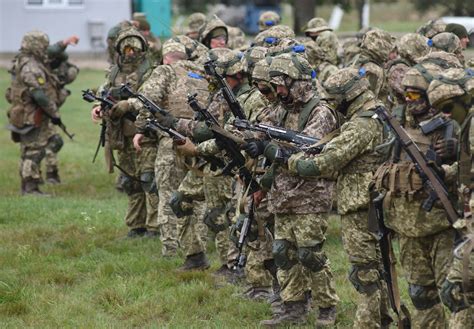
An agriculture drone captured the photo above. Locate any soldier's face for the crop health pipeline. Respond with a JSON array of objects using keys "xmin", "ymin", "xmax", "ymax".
[
  {"xmin": 275, "ymin": 84, "xmax": 289, "ymax": 98},
  {"xmin": 210, "ymin": 36, "xmax": 227, "ymax": 49}
]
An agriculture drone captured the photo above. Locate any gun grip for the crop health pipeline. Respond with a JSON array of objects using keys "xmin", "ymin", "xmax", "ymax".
[{"xmin": 422, "ymin": 195, "xmax": 435, "ymax": 212}]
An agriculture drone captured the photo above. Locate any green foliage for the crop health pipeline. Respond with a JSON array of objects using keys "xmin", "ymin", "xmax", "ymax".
[
  {"xmin": 0, "ymin": 68, "xmax": 411, "ymax": 327},
  {"xmin": 412, "ymin": 0, "xmax": 474, "ymax": 16}
]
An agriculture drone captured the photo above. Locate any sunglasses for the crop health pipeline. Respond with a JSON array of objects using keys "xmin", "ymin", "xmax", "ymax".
[{"xmin": 405, "ymin": 91, "xmax": 423, "ymax": 101}]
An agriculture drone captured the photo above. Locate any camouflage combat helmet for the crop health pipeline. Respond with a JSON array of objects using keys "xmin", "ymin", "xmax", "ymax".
[
  {"xmin": 252, "ymin": 57, "xmax": 273, "ymax": 82},
  {"xmin": 215, "ymin": 50, "xmax": 244, "ymax": 76},
  {"xmin": 269, "ymin": 52, "xmax": 314, "ymax": 81},
  {"xmin": 416, "ymin": 51, "xmax": 463, "ymax": 70},
  {"xmin": 115, "ymin": 27, "xmax": 148, "ymax": 54},
  {"xmin": 256, "ymin": 25, "xmax": 296, "ymax": 48},
  {"xmin": 199, "ymin": 16, "xmax": 228, "ymax": 48},
  {"xmin": 402, "ymin": 67, "xmax": 431, "ymax": 91},
  {"xmin": 323, "ymin": 67, "xmax": 370, "ymax": 102},
  {"xmin": 162, "ymin": 39, "xmax": 187, "ymax": 58},
  {"xmin": 416, "ymin": 19, "xmax": 446, "ymax": 39},
  {"xmin": 427, "ymin": 68, "xmax": 474, "ymax": 107},
  {"xmin": 397, "ymin": 33, "xmax": 430, "ymax": 63},
  {"xmin": 304, "ymin": 17, "xmax": 332, "ymax": 35},
  {"xmin": 172, "ymin": 35, "xmax": 208, "ymax": 61},
  {"xmin": 258, "ymin": 11, "xmax": 281, "ymax": 32},
  {"xmin": 360, "ymin": 29, "xmax": 394, "ymax": 64},
  {"xmin": 187, "ymin": 12, "xmax": 207, "ymax": 33},
  {"xmin": 21, "ymin": 30, "xmax": 49, "ymax": 58},
  {"xmin": 431, "ymin": 32, "xmax": 462, "ymax": 54},
  {"xmin": 227, "ymin": 26, "xmax": 247, "ymax": 50},
  {"xmin": 242, "ymin": 46, "xmax": 268, "ymax": 74}
]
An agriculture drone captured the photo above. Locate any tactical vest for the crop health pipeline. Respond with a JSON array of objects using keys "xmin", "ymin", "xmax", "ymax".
[
  {"xmin": 7, "ymin": 54, "xmax": 59, "ymax": 128},
  {"xmin": 168, "ymin": 62, "xmax": 209, "ymax": 119}
]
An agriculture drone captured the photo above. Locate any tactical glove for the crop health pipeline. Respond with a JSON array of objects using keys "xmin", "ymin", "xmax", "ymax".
[
  {"xmin": 109, "ymin": 100, "xmax": 130, "ymax": 120},
  {"xmin": 242, "ymin": 140, "xmax": 268, "ymax": 158},
  {"xmin": 155, "ymin": 112, "xmax": 176, "ymax": 129},
  {"xmin": 434, "ymin": 138, "xmax": 458, "ymax": 160}
]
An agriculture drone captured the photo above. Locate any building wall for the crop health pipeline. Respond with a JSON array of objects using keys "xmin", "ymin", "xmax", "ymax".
[{"xmin": 0, "ymin": 0, "xmax": 132, "ymax": 52}]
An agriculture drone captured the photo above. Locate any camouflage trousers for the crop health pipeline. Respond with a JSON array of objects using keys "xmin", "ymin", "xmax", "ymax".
[
  {"xmin": 175, "ymin": 170, "xmax": 207, "ymax": 257},
  {"xmin": 203, "ymin": 172, "xmax": 234, "ymax": 266},
  {"xmin": 340, "ymin": 210, "xmax": 391, "ymax": 329},
  {"xmin": 155, "ymin": 138, "xmax": 185, "ymax": 256},
  {"xmin": 399, "ymin": 229, "xmax": 456, "ymax": 329},
  {"xmin": 444, "ymin": 232, "xmax": 474, "ymax": 329},
  {"xmin": 19, "ymin": 120, "xmax": 50, "ymax": 182},
  {"xmin": 117, "ymin": 137, "xmax": 158, "ymax": 231},
  {"xmin": 274, "ymin": 212, "xmax": 339, "ymax": 307},
  {"xmin": 43, "ymin": 122, "xmax": 61, "ymax": 174}
]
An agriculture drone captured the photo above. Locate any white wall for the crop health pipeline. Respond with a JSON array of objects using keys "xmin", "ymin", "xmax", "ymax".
[{"xmin": 0, "ymin": 0, "xmax": 132, "ymax": 52}]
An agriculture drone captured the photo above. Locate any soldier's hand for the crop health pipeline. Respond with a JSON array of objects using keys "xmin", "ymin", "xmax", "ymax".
[
  {"xmin": 133, "ymin": 133, "xmax": 144, "ymax": 152},
  {"xmin": 63, "ymin": 35, "xmax": 79, "ymax": 46},
  {"xmin": 176, "ymin": 137, "xmax": 198, "ymax": 157},
  {"xmin": 51, "ymin": 117, "xmax": 62, "ymax": 126},
  {"xmin": 110, "ymin": 100, "xmax": 130, "ymax": 120},
  {"xmin": 253, "ymin": 190, "xmax": 266, "ymax": 207},
  {"xmin": 91, "ymin": 106, "xmax": 102, "ymax": 122},
  {"xmin": 434, "ymin": 138, "xmax": 458, "ymax": 159},
  {"xmin": 155, "ymin": 112, "xmax": 176, "ymax": 129},
  {"xmin": 242, "ymin": 140, "xmax": 267, "ymax": 158}
]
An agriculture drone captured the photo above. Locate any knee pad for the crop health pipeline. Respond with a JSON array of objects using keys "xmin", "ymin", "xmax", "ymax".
[
  {"xmin": 24, "ymin": 148, "xmax": 46, "ymax": 163},
  {"xmin": 348, "ymin": 263, "xmax": 380, "ymax": 295},
  {"xmin": 140, "ymin": 171, "xmax": 157, "ymax": 195},
  {"xmin": 297, "ymin": 245, "xmax": 327, "ymax": 273},
  {"xmin": 203, "ymin": 207, "xmax": 227, "ymax": 233},
  {"xmin": 47, "ymin": 134, "xmax": 64, "ymax": 153},
  {"xmin": 272, "ymin": 239, "xmax": 297, "ymax": 270},
  {"xmin": 169, "ymin": 191, "xmax": 193, "ymax": 218},
  {"xmin": 440, "ymin": 280, "xmax": 470, "ymax": 313},
  {"xmin": 408, "ymin": 283, "xmax": 441, "ymax": 310},
  {"xmin": 119, "ymin": 174, "xmax": 141, "ymax": 196}
]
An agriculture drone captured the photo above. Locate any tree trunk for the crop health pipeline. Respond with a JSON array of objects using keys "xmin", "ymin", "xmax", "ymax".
[
  {"xmin": 293, "ymin": 0, "xmax": 316, "ymax": 35},
  {"xmin": 356, "ymin": 0, "xmax": 365, "ymax": 30}
]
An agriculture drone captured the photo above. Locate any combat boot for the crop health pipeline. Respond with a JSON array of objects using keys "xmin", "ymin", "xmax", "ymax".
[
  {"xmin": 178, "ymin": 252, "xmax": 210, "ymax": 271},
  {"xmin": 316, "ymin": 306, "xmax": 337, "ymax": 327},
  {"xmin": 235, "ymin": 286, "xmax": 273, "ymax": 301},
  {"xmin": 260, "ymin": 300, "xmax": 308, "ymax": 327},
  {"xmin": 22, "ymin": 178, "xmax": 49, "ymax": 196},
  {"xmin": 46, "ymin": 169, "xmax": 61, "ymax": 184},
  {"xmin": 126, "ymin": 227, "xmax": 147, "ymax": 238}
]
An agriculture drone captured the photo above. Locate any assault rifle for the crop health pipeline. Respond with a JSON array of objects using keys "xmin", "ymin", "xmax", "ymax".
[
  {"xmin": 144, "ymin": 118, "xmax": 186, "ymax": 145},
  {"xmin": 234, "ymin": 197, "xmax": 255, "ymax": 269},
  {"xmin": 119, "ymin": 83, "xmax": 169, "ymax": 117},
  {"xmin": 374, "ymin": 106, "xmax": 460, "ymax": 224},
  {"xmin": 233, "ymin": 118, "xmax": 325, "ymax": 153},
  {"xmin": 82, "ymin": 89, "xmax": 115, "ymax": 163},
  {"xmin": 42, "ymin": 111, "xmax": 75, "ymax": 140},
  {"xmin": 187, "ymin": 93, "xmax": 260, "ymax": 194},
  {"xmin": 204, "ymin": 59, "xmax": 247, "ymax": 120},
  {"xmin": 369, "ymin": 188, "xmax": 411, "ymax": 329}
]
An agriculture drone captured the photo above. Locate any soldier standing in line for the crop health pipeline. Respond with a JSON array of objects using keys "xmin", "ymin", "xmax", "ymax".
[
  {"xmin": 287, "ymin": 68, "xmax": 393, "ymax": 328},
  {"xmin": 91, "ymin": 27, "xmax": 159, "ymax": 238},
  {"xmin": 5, "ymin": 31, "xmax": 62, "ymax": 195}
]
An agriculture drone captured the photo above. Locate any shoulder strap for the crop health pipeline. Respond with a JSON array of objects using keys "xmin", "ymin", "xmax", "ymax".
[{"xmin": 298, "ymin": 97, "xmax": 320, "ymax": 131}]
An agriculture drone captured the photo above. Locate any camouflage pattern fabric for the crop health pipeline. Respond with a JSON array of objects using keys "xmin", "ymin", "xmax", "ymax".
[
  {"xmin": 399, "ymin": 230, "xmax": 456, "ymax": 328},
  {"xmin": 258, "ymin": 11, "xmax": 281, "ymax": 32},
  {"xmin": 20, "ymin": 120, "xmax": 50, "ymax": 182},
  {"xmin": 275, "ymin": 213, "xmax": 339, "ymax": 307},
  {"xmin": 43, "ymin": 123, "xmax": 60, "ymax": 175},
  {"xmin": 341, "ymin": 211, "xmax": 391, "ymax": 328},
  {"xmin": 227, "ymin": 26, "xmax": 247, "ymax": 50}
]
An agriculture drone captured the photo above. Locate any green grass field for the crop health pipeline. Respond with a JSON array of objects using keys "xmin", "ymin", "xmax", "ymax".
[{"xmin": 0, "ymin": 68, "xmax": 411, "ymax": 328}]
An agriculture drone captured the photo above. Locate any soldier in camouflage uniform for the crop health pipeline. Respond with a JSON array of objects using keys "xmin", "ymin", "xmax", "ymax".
[
  {"xmin": 287, "ymin": 67, "xmax": 392, "ymax": 328},
  {"xmin": 199, "ymin": 16, "xmax": 228, "ymax": 49},
  {"xmin": 6, "ymin": 31, "xmax": 63, "ymax": 195},
  {"xmin": 91, "ymin": 27, "xmax": 159, "ymax": 237},
  {"xmin": 431, "ymin": 32, "xmax": 465, "ymax": 66},
  {"xmin": 186, "ymin": 12, "xmax": 207, "ymax": 40},
  {"xmin": 129, "ymin": 38, "xmax": 209, "ymax": 254},
  {"xmin": 227, "ymin": 26, "xmax": 247, "ymax": 51},
  {"xmin": 349, "ymin": 29, "xmax": 393, "ymax": 106},
  {"xmin": 105, "ymin": 21, "xmax": 134, "ymax": 65},
  {"xmin": 385, "ymin": 33, "xmax": 430, "ymax": 109},
  {"xmin": 134, "ymin": 18, "xmax": 162, "ymax": 64},
  {"xmin": 371, "ymin": 65, "xmax": 462, "ymax": 329},
  {"xmin": 254, "ymin": 25, "xmax": 296, "ymax": 49},
  {"xmin": 304, "ymin": 43, "xmax": 338, "ymax": 86},
  {"xmin": 243, "ymin": 52, "xmax": 340, "ymax": 327},
  {"xmin": 42, "ymin": 35, "xmax": 80, "ymax": 184},
  {"xmin": 416, "ymin": 19, "xmax": 446, "ymax": 39},
  {"xmin": 304, "ymin": 17, "xmax": 339, "ymax": 66},
  {"xmin": 258, "ymin": 11, "xmax": 281, "ymax": 32},
  {"xmin": 425, "ymin": 68, "xmax": 474, "ymax": 328}
]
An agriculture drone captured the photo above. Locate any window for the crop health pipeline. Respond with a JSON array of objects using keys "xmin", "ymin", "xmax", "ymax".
[{"xmin": 26, "ymin": 0, "xmax": 84, "ymax": 8}]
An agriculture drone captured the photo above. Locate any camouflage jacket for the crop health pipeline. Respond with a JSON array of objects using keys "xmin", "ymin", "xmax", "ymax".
[
  {"xmin": 301, "ymin": 91, "xmax": 387, "ymax": 215},
  {"xmin": 385, "ymin": 58, "xmax": 410, "ymax": 106},
  {"xmin": 266, "ymin": 93, "xmax": 339, "ymax": 215}
]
